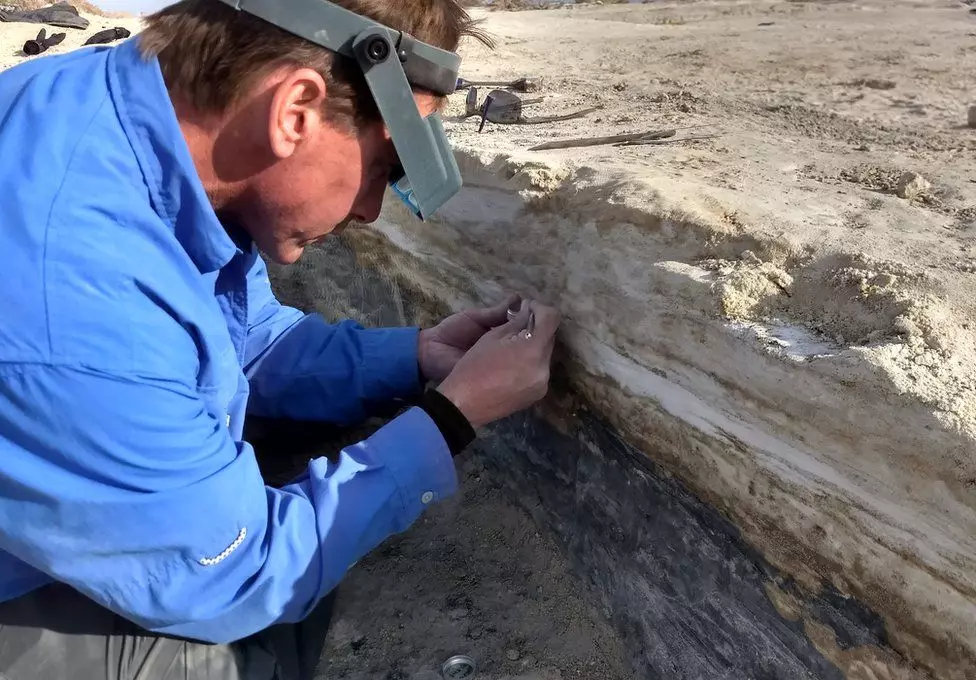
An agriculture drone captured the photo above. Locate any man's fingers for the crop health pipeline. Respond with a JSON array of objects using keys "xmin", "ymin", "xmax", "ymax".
[
  {"xmin": 527, "ymin": 301, "xmax": 560, "ymax": 340},
  {"xmin": 490, "ymin": 299, "xmax": 533, "ymax": 338},
  {"xmin": 466, "ymin": 293, "xmax": 521, "ymax": 328}
]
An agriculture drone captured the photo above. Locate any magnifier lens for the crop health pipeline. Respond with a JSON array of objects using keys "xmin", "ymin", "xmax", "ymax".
[{"xmin": 389, "ymin": 171, "xmax": 422, "ymax": 218}]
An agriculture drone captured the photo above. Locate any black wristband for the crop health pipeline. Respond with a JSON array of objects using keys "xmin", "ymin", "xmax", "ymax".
[{"xmin": 416, "ymin": 388, "xmax": 476, "ymax": 457}]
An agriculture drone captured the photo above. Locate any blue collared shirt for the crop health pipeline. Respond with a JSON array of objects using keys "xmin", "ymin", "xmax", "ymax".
[{"xmin": 0, "ymin": 37, "xmax": 458, "ymax": 643}]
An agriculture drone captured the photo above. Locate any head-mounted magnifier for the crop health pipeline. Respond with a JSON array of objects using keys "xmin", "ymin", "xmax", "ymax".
[{"xmin": 214, "ymin": 0, "xmax": 462, "ymax": 220}]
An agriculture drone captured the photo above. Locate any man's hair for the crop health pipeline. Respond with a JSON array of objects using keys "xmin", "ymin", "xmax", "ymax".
[{"xmin": 138, "ymin": 0, "xmax": 491, "ymax": 129}]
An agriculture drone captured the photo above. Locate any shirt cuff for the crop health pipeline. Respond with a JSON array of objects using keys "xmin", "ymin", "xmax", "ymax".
[
  {"xmin": 357, "ymin": 327, "xmax": 423, "ymax": 402},
  {"xmin": 369, "ymin": 406, "xmax": 459, "ymax": 517}
]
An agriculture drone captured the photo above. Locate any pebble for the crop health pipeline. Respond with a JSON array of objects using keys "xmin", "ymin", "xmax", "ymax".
[
  {"xmin": 506, "ymin": 649, "xmax": 521, "ymax": 661},
  {"xmin": 740, "ymin": 249, "xmax": 762, "ymax": 265},
  {"xmin": 895, "ymin": 172, "xmax": 931, "ymax": 200}
]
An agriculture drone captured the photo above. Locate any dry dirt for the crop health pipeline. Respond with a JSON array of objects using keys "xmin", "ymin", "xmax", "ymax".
[
  {"xmin": 320, "ymin": 452, "xmax": 629, "ymax": 680},
  {"xmin": 355, "ymin": 1, "xmax": 976, "ymax": 678}
]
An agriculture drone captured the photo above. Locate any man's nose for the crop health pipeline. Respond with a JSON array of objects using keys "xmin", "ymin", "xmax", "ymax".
[{"xmin": 350, "ymin": 179, "xmax": 387, "ymax": 224}]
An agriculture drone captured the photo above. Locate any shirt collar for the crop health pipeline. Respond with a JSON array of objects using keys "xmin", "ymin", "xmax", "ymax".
[{"xmin": 106, "ymin": 37, "xmax": 240, "ymax": 274}]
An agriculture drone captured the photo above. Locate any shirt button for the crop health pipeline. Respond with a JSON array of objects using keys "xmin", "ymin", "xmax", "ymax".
[{"xmin": 421, "ymin": 491, "xmax": 434, "ymax": 505}]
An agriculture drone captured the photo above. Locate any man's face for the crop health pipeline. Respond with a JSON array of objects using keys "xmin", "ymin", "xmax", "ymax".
[{"xmin": 224, "ymin": 67, "xmax": 439, "ymax": 264}]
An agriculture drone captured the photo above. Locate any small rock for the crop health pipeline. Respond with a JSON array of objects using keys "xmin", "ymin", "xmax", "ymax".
[
  {"xmin": 895, "ymin": 172, "xmax": 931, "ymax": 200},
  {"xmin": 506, "ymin": 649, "xmax": 521, "ymax": 661},
  {"xmin": 872, "ymin": 272, "xmax": 895, "ymax": 287},
  {"xmin": 740, "ymin": 249, "xmax": 762, "ymax": 265},
  {"xmin": 861, "ymin": 78, "xmax": 896, "ymax": 90},
  {"xmin": 969, "ymin": 105, "xmax": 976, "ymax": 129}
]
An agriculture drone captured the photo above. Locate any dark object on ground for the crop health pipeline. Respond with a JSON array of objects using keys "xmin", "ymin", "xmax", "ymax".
[
  {"xmin": 475, "ymin": 88, "xmax": 602, "ymax": 130},
  {"xmin": 83, "ymin": 25, "xmax": 131, "ymax": 45},
  {"xmin": 465, "ymin": 86, "xmax": 543, "ymax": 119},
  {"xmin": 456, "ymin": 76, "xmax": 538, "ymax": 93},
  {"xmin": 22, "ymin": 27, "xmax": 65, "ymax": 55},
  {"xmin": 529, "ymin": 128, "xmax": 678, "ymax": 151},
  {"xmin": 0, "ymin": 2, "xmax": 89, "ymax": 29}
]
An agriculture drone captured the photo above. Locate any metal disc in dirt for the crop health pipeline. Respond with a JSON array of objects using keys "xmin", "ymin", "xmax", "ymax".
[{"xmin": 441, "ymin": 654, "xmax": 477, "ymax": 679}]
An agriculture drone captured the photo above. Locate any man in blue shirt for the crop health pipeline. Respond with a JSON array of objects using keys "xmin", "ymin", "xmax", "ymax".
[{"xmin": 0, "ymin": 0, "xmax": 560, "ymax": 678}]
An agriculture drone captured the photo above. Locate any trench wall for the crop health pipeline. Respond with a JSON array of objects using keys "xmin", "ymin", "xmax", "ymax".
[{"xmin": 266, "ymin": 154, "xmax": 976, "ymax": 679}]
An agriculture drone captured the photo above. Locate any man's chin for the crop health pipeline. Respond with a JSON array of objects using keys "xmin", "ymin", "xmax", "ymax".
[{"xmin": 264, "ymin": 242, "xmax": 306, "ymax": 265}]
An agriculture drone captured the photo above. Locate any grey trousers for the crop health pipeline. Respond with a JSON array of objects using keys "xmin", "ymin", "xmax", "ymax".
[
  {"xmin": 0, "ymin": 582, "xmax": 337, "ymax": 680},
  {"xmin": 0, "ymin": 416, "xmax": 371, "ymax": 680}
]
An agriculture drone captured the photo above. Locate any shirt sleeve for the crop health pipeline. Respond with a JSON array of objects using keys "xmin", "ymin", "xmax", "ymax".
[
  {"xmin": 0, "ymin": 361, "xmax": 458, "ymax": 644},
  {"xmin": 242, "ymin": 254, "xmax": 423, "ymax": 424}
]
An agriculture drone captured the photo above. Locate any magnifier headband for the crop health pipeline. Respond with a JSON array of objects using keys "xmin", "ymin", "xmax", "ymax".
[{"xmin": 214, "ymin": 0, "xmax": 463, "ymax": 220}]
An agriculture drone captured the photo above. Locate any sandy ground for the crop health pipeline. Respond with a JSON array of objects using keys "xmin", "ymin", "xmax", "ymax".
[
  {"xmin": 446, "ymin": 0, "xmax": 976, "ymax": 373},
  {"xmin": 350, "ymin": 2, "xmax": 976, "ymax": 678},
  {"xmin": 320, "ymin": 452, "xmax": 628, "ymax": 680}
]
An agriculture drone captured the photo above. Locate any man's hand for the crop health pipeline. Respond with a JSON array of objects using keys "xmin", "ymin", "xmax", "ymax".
[
  {"xmin": 418, "ymin": 294, "xmax": 521, "ymax": 382},
  {"xmin": 436, "ymin": 300, "xmax": 560, "ymax": 429}
]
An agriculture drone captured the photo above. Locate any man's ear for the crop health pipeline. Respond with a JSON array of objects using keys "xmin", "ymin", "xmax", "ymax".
[{"xmin": 267, "ymin": 67, "xmax": 328, "ymax": 160}]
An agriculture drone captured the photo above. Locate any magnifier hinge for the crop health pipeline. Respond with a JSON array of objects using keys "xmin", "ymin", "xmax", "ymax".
[{"xmin": 362, "ymin": 35, "xmax": 391, "ymax": 63}]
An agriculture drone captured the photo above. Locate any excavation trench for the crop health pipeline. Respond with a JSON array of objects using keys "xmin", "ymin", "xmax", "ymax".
[{"xmin": 268, "ymin": 151, "xmax": 976, "ymax": 680}]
